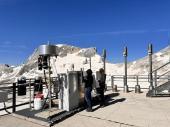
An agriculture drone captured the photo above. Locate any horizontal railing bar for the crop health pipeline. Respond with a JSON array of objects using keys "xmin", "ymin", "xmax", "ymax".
[
  {"xmin": 152, "ymin": 61, "xmax": 170, "ymax": 73},
  {"xmin": 157, "ymin": 71, "xmax": 170, "ymax": 79}
]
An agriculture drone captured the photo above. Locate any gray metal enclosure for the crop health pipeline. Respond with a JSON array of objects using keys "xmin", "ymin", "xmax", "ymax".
[{"xmin": 58, "ymin": 71, "xmax": 84, "ymax": 111}]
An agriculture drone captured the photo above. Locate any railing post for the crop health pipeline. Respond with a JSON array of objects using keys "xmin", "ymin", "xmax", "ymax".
[
  {"xmin": 111, "ymin": 76, "xmax": 114, "ymax": 88},
  {"xmin": 111, "ymin": 76, "xmax": 117, "ymax": 92},
  {"xmin": 154, "ymin": 71, "xmax": 157, "ymax": 88},
  {"xmin": 135, "ymin": 76, "xmax": 141, "ymax": 93},
  {"xmin": 136, "ymin": 76, "xmax": 139, "ymax": 85},
  {"xmin": 154, "ymin": 71, "xmax": 157, "ymax": 95},
  {"xmin": 168, "ymin": 75, "xmax": 170, "ymax": 82},
  {"xmin": 12, "ymin": 83, "xmax": 16, "ymax": 113}
]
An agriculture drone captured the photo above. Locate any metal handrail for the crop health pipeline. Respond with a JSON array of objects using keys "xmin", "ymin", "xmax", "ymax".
[
  {"xmin": 157, "ymin": 71, "xmax": 170, "ymax": 79},
  {"xmin": 111, "ymin": 75, "xmax": 165, "ymax": 80},
  {"xmin": 152, "ymin": 61, "xmax": 170, "ymax": 73}
]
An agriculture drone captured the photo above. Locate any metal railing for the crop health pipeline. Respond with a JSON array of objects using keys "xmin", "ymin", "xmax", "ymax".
[
  {"xmin": 108, "ymin": 74, "xmax": 170, "ymax": 91},
  {"xmin": 0, "ymin": 77, "xmax": 59, "ymax": 114},
  {"xmin": 152, "ymin": 61, "xmax": 170, "ymax": 89},
  {"xmin": 108, "ymin": 75, "xmax": 149, "ymax": 90}
]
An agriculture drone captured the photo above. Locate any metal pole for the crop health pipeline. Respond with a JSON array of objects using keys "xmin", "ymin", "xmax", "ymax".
[
  {"xmin": 48, "ymin": 56, "xmax": 52, "ymax": 109},
  {"xmin": 124, "ymin": 55, "xmax": 127, "ymax": 86},
  {"xmin": 136, "ymin": 76, "xmax": 139, "ymax": 85},
  {"xmin": 111, "ymin": 76, "xmax": 114, "ymax": 89},
  {"xmin": 135, "ymin": 75, "xmax": 141, "ymax": 93},
  {"xmin": 29, "ymin": 79, "xmax": 31, "ymax": 109},
  {"xmin": 154, "ymin": 71, "xmax": 157, "ymax": 95},
  {"xmin": 123, "ymin": 46, "xmax": 128, "ymax": 92},
  {"xmin": 89, "ymin": 57, "xmax": 91, "ymax": 69},
  {"xmin": 12, "ymin": 83, "xmax": 16, "ymax": 113},
  {"xmin": 154, "ymin": 71, "xmax": 157, "ymax": 88},
  {"xmin": 111, "ymin": 76, "xmax": 117, "ymax": 92},
  {"xmin": 103, "ymin": 49, "xmax": 106, "ymax": 73},
  {"xmin": 148, "ymin": 43, "xmax": 154, "ymax": 90}
]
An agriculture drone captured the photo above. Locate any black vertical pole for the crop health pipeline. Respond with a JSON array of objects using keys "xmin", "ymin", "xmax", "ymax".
[
  {"xmin": 12, "ymin": 83, "xmax": 16, "ymax": 113},
  {"xmin": 123, "ymin": 46, "xmax": 128, "ymax": 92},
  {"xmin": 103, "ymin": 49, "xmax": 106, "ymax": 74},
  {"xmin": 48, "ymin": 56, "xmax": 52, "ymax": 109},
  {"xmin": 102, "ymin": 49, "xmax": 107, "ymax": 90},
  {"xmin": 148, "ymin": 43, "xmax": 153, "ymax": 90},
  {"xmin": 124, "ymin": 55, "xmax": 127, "ymax": 86}
]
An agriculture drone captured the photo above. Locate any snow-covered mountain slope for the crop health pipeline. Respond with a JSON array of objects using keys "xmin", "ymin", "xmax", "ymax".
[{"xmin": 0, "ymin": 44, "xmax": 169, "ymax": 84}]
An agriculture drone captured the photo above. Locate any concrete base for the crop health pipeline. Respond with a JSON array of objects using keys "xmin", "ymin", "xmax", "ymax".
[{"xmin": 12, "ymin": 108, "xmax": 65, "ymax": 127}]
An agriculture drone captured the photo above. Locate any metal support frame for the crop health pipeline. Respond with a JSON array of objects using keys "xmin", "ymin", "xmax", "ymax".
[
  {"xmin": 12, "ymin": 83, "xmax": 16, "ymax": 113},
  {"xmin": 48, "ymin": 56, "xmax": 52, "ymax": 109}
]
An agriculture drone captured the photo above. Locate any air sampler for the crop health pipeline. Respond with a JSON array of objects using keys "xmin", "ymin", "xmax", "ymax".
[
  {"xmin": 36, "ymin": 44, "xmax": 97, "ymax": 111},
  {"xmin": 14, "ymin": 44, "xmax": 99, "ymax": 112}
]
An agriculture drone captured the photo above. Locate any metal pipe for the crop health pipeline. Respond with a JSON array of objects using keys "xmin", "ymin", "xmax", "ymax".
[
  {"xmin": 135, "ymin": 76, "xmax": 141, "ymax": 93},
  {"xmin": 123, "ymin": 46, "xmax": 128, "ymax": 92},
  {"xmin": 148, "ymin": 43, "xmax": 154, "ymax": 90},
  {"xmin": 103, "ymin": 49, "xmax": 106, "ymax": 73},
  {"xmin": 154, "ymin": 71, "xmax": 157, "ymax": 88},
  {"xmin": 89, "ymin": 57, "xmax": 91, "ymax": 69},
  {"xmin": 124, "ymin": 55, "xmax": 127, "ymax": 86},
  {"xmin": 111, "ymin": 76, "xmax": 114, "ymax": 89},
  {"xmin": 48, "ymin": 56, "xmax": 52, "ymax": 109},
  {"xmin": 12, "ymin": 83, "xmax": 16, "ymax": 113},
  {"xmin": 136, "ymin": 76, "xmax": 139, "ymax": 85},
  {"xmin": 29, "ymin": 79, "xmax": 31, "ymax": 109},
  {"xmin": 152, "ymin": 61, "xmax": 170, "ymax": 73}
]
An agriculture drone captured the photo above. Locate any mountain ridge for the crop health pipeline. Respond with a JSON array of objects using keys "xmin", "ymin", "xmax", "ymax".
[{"xmin": 0, "ymin": 44, "xmax": 169, "ymax": 83}]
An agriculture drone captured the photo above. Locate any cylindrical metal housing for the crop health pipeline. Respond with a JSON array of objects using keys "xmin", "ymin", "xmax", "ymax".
[
  {"xmin": 123, "ymin": 46, "xmax": 128, "ymax": 57},
  {"xmin": 102, "ymin": 49, "xmax": 106, "ymax": 58},
  {"xmin": 38, "ymin": 44, "xmax": 59, "ymax": 56},
  {"xmin": 148, "ymin": 43, "xmax": 153, "ymax": 55}
]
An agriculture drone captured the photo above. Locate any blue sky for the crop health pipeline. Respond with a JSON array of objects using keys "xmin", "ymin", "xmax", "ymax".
[{"xmin": 0, "ymin": 0, "xmax": 170, "ymax": 65}]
